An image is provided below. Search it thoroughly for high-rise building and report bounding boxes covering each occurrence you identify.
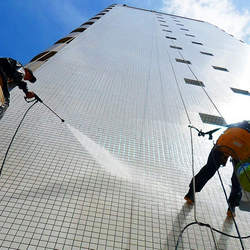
[0,4,250,249]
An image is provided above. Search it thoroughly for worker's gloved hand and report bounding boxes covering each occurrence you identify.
[25,91,35,99]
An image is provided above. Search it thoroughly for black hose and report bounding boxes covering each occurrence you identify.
[0,101,38,176]
[175,127,250,249]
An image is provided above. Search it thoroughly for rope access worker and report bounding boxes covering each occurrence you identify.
[0,57,37,120]
[184,120,250,218]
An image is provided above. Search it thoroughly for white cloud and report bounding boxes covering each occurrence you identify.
[161,0,250,42]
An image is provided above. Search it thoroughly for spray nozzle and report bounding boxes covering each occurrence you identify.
[24,93,65,123]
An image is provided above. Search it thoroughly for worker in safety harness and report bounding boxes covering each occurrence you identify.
[0,57,36,120]
[185,120,250,218]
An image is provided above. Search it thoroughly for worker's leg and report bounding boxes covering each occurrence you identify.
[227,168,242,217]
[228,171,242,207]
[0,75,5,105]
[190,148,227,192]
[185,147,227,203]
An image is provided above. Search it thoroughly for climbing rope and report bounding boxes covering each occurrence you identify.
[158,33,250,248]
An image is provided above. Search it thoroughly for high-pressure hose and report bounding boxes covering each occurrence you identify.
[0,94,64,177]
[175,125,250,250]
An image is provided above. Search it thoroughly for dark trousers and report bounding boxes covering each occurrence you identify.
[189,147,242,207]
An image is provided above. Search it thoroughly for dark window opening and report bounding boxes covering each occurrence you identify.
[231,87,250,96]
[176,58,191,64]
[91,17,100,20]
[166,36,176,40]
[212,66,229,72]
[38,51,57,61]
[164,30,172,33]
[199,113,227,126]
[192,41,203,45]
[185,34,195,37]
[81,21,94,26]
[71,27,86,33]
[30,52,49,62]
[55,37,74,44]
[180,28,189,31]
[200,51,214,56]
[159,20,166,23]
[170,45,182,50]
[176,23,184,26]
[184,78,204,87]
[160,24,168,27]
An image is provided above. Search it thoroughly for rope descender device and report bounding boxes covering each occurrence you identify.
[188,125,220,140]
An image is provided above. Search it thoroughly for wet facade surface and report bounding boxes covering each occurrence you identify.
[0,4,250,250]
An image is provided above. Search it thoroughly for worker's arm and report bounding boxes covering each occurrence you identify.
[13,80,35,99]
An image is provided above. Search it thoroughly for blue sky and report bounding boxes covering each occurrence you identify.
[0,0,249,65]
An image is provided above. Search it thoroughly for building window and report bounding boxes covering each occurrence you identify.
[184,78,205,87]
[91,17,101,20]
[176,58,191,64]
[185,34,195,37]
[192,41,203,45]
[170,45,183,50]
[176,23,184,26]
[30,52,49,62]
[81,21,94,26]
[55,37,75,44]
[70,28,86,33]
[231,87,250,96]
[38,51,57,61]
[199,113,227,126]
[200,51,214,56]
[166,36,176,40]
[160,24,168,27]
[180,28,189,31]
[163,30,172,33]
[159,20,166,23]
[212,66,229,72]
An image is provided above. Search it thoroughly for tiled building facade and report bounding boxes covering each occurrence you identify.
[0,4,250,249]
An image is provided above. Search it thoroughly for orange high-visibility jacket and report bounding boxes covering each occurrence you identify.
[216,127,250,162]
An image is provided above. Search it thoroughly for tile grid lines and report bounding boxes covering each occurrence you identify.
[156,13,250,249]
[156,14,195,249]
[156,13,222,249]
[171,38,225,119]
[156,17,191,124]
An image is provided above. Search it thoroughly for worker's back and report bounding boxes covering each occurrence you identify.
[217,121,250,161]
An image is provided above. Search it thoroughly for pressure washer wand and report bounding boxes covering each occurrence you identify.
[25,94,65,122]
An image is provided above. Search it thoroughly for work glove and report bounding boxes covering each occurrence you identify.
[25,91,35,99]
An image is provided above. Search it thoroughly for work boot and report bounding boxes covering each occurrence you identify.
[184,189,195,205]
[227,205,236,218]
